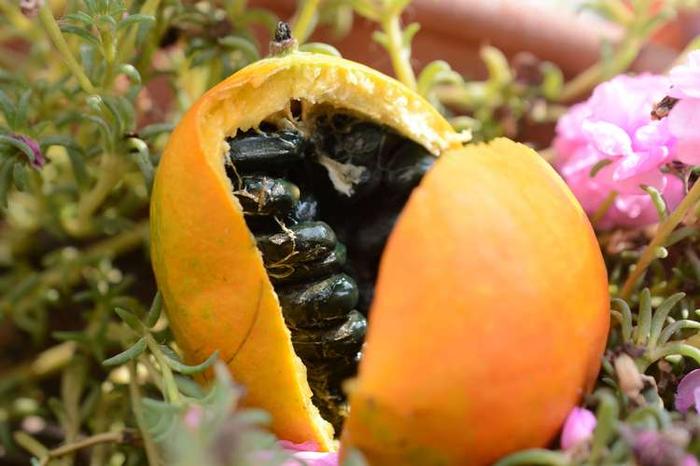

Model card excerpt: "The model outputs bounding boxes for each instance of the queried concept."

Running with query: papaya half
[150,32,609,463]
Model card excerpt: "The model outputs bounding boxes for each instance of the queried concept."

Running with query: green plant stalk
[117,0,162,66]
[2,222,149,316]
[144,335,182,405]
[128,362,162,466]
[492,450,568,466]
[38,4,96,95]
[292,0,321,44]
[39,432,127,466]
[642,343,700,372]
[64,152,127,237]
[620,179,700,298]
[381,15,416,90]
[100,27,117,89]
[592,190,618,227]
[558,35,643,102]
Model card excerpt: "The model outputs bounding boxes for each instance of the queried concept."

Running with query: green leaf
[127,137,154,191]
[12,163,28,191]
[118,64,141,86]
[641,184,669,221]
[589,158,613,178]
[52,331,92,343]
[160,345,219,375]
[402,23,420,47]
[350,0,380,21]
[299,42,342,57]
[649,293,686,348]
[117,14,155,32]
[100,95,125,135]
[81,114,115,146]
[15,90,32,129]
[60,24,102,49]
[0,135,36,164]
[539,62,563,100]
[114,307,146,332]
[0,90,17,128]
[417,60,462,96]
[64,12,94,26]
[40,136,89,188]
[218,36,261,63]
[372,31,388,48]
[102,337,147,366]
[144,292,162,328]
[139,123,174,140]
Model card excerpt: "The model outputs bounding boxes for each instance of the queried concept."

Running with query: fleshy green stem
[128,362,162,466]
[592,190,618,228]
[381,15,416,90]
[620,180,700,298]
[64,153,126,237]
[145,335,182,405]
[39,432,129,466]
[38,4,96,95]
[292,0,321,44]
[492,450,569,466]
[558,35,643,102]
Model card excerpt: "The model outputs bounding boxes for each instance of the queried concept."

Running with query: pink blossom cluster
[553,51,700,229]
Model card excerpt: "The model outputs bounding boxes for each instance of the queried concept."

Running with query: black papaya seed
[291,310,367,361]
[382,141,435,193]
[235,175,300,216]
[227,129,306,172]
[256,221,337,265]
[278,273,359,329]
[271,243,347,285]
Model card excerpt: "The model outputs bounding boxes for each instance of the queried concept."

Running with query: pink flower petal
[279,441,338,466]
[675,368,700,413]
[668,99,700,140]
[674,138,700,165]
[560,407,596,450]
[553,73,683,229]
[582,120,632,157]
[668,51,700,99]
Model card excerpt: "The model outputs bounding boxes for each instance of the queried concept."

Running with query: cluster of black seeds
[225,110,435,430]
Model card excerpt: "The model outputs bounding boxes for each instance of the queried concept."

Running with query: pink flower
[554,74,684,229]
[667,51,700,165]
[183,405,204,430]
[560,407,596,450]
[279,441,338,466]
[675,368,700,414]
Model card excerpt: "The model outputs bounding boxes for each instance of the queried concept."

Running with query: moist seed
[278,273,359,329]
[235,175,301,216]
[255,221,337,265]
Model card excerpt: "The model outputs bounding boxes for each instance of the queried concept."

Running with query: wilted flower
[11,133,45,169]
[560,407,596,450]
[553,74,684,229]
[628,429,696,466]
[667,51,700,166]
[19,0,44,17]
[675,368,700,414]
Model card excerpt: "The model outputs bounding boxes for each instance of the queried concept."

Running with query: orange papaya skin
[341,139,609,465]
[149,51,463,451]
